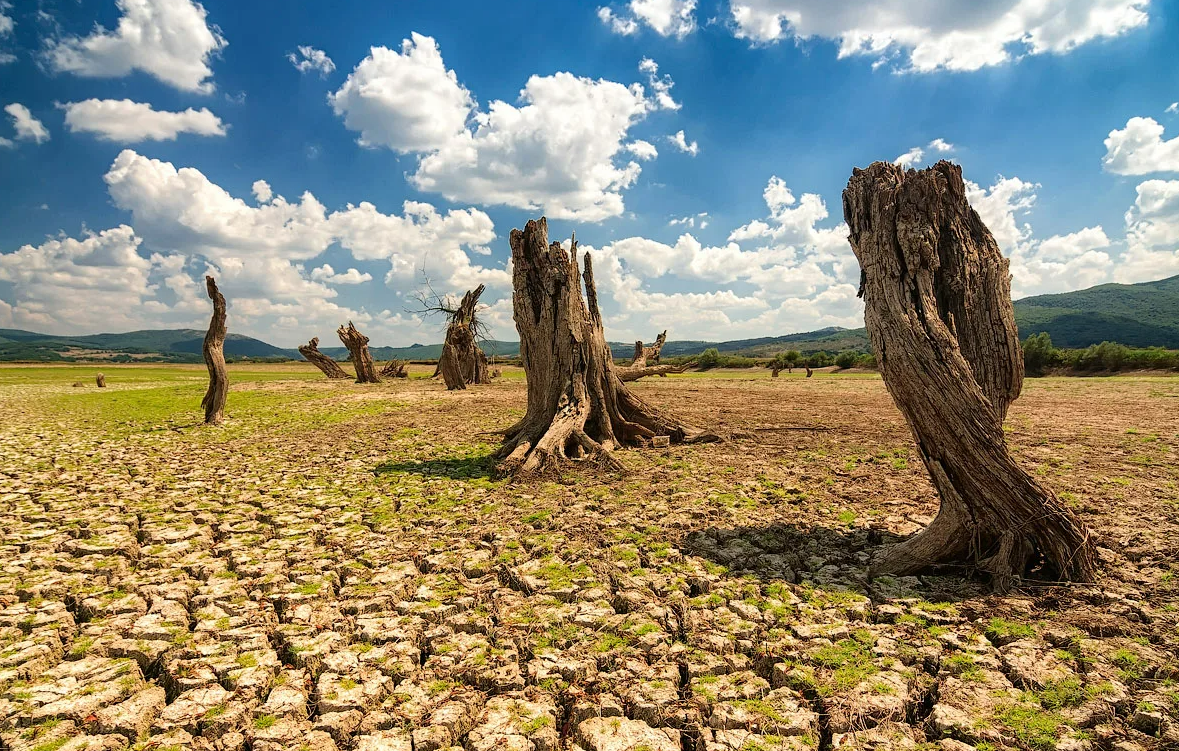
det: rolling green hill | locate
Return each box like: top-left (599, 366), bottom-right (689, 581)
top-left (1011, 274), bottom-right (1179, 348)
top-left (0, 329), bottom-right (294, 363)
top-left (2, 273), bottom-right (1176, 362)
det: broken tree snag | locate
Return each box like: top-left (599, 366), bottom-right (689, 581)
top-left (380, 359), bottom-right (408, 378)
top-left (630, 330), bottom-right (668, 367)
top-left (95, 373), bottom-right (106, 388)
top-left (201, 275), bottom-right (229, 425)
top-left (497, 217), bottom-right (715, 479)
top-left (437, 284), bottom-right (491, 390)
top-left (298, 337), bottom-right (350, 379)
top-left (337, 321), bottom-right (381, 383)
top-left (844, 160), bottom-right (1096, 589)
top-left (617, 330), bottom-right (689, 381)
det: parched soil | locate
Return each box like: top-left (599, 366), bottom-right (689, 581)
top-left (1, 366), bottom-right (1176, 751)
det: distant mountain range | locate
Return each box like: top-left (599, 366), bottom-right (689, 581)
top-left (3, 274), bottom-right (1177, 362)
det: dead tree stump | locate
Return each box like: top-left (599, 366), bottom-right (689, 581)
top-left (618, 330), bottom-right (689, 381)
top-left (497, 218), bottom-right (715, 478)
top-left (201, 276), bottom-right (228, 425)
top-left (771, 366), bottom-right (781, 378)
top-left (844, 160), bottom-right (1096, 589)
top-left (438, 285), bottom-right (491, 390)
top-left (337, 321), bottom-right (381, 383)
top-left (380, 359), bottom-right (409, 378)
top-left (299, 337), bottom-right (350, 379)
top-left (95, 373), bottom-right (106, 388)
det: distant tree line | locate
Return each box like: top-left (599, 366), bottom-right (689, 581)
top-left (1023, 333), bottom-right (1179, 375)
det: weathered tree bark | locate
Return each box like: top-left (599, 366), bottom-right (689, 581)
top-left (844, 160), bottom-right (1097, 589)
top-left (380, 359), bottom-right (409, 378)
top-left (96, 373), bottom-right (106, 388)
top-left (437, 284), bottom-right (491, 390)
top-left (298, 337), bottom-right (350, 379)
top-left (337, 322), bottom-right (381, 383)
top-left (497, 218), bottom-right (716, 478)
top-left (201, 276), bottom-right (228, 425)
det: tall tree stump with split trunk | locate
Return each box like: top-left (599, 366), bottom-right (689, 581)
top-left (337, 321), bottom-right (381, 383)
top-left (201, 276), bottom-right (228, 425)
top-left (438, 284), bottom-right (491, 390)
top-left (497, 217), bottom-right (715, 478)
top-left (843, 160), bottom-right (1096, 590)
top-left (96, 373), bottom-right (106, 388)
top-left (299, 337), bottom-right (350, 379)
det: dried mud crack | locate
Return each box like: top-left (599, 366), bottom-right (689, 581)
top-left (1, 365), bottom-right (1177, 751)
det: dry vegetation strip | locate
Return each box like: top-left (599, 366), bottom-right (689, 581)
top-left (1, 364), bottom-right (1177, 750)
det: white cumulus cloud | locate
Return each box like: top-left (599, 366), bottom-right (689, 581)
top-left (668, 129), bottom-right (698, 156)
top-left (331, 38), bottom-right (687, 220)
top-left (310, 264), bottom-right (372, 285)
top-left (599, 0), bottom-right (697, 39)
top-left (288, 45), bottom-right (335, 76)
top-left (329, 33), bottom-right (474, 154)
top-left (62, 99), bottom-right (226, 142)
top-left (729, 0), bottom-right (1149, 72)
top-left (45, 0), bottom-right (227, 93)
top-left (4, 103), bottom-right (49, 144)
top-left (894, 138), bottom-right (954, 168)
top-left (1103, 116), bottom-right (1179, 175)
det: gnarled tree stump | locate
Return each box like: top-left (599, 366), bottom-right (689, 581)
top-left (337, 321), bottom-right (381, 383)
top-left (381, 359), bottom-right (409, 378)
top-left (299, 337), bottom-right (350, 379)
top-left (438, 284), bottom-right (490, 390)
top-left (96, 373), bottom-right (106, 388)
top-left (201, 276), bottom-right (228, 425)
top-left (497, 217), bottom-right (715, 479)
top-left (843, 160), bottom-right (1096, 590)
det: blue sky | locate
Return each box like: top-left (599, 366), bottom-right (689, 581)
top-left (1, 0), bottom-right (1178, 346)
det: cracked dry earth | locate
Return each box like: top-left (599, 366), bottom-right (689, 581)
top-left (2, 365), bottom-right (1178, 751)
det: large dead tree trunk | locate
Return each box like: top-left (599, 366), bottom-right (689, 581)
top-left (298, 337), bottom-right (350, 379)
top-left (497, 218), bottom-right (715, 478)
top-left (201, 275), bottom-right (228, 425)
top-left (438, 284), bottom-right (491, 390)
top-left (337, 321), bottom-right (381, 383)
top-left (843, 160), bottom-right (1096, 589)
top-left (380, 359), bottom-right (409, 378)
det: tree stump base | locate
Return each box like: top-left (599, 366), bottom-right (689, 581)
top-left (497, 218), bottom-right (717, 479)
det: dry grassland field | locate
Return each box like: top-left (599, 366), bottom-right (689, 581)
top-left (1, 363), bottom-right (1177, 751)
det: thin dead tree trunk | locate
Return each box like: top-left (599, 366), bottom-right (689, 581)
top-left (497, 218), bottom-right (716, 479)
top-left (337, 321), bottom-right (381, 384)
top-left (844, 160), bottom-right (1097, 589)
top-left (298, 337), bottom-right (350, 379)
top-left (201, 275), bottom-right (228, 425)
top-left (96, 373), bottom-right (106, 388)
top-left (438, 284), bottom-right (491, 390)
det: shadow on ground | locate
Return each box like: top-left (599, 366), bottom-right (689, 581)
top-left (682, 522), bottom-right (987, 603)
top-left (373, 454), bottom-right (497, 479)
